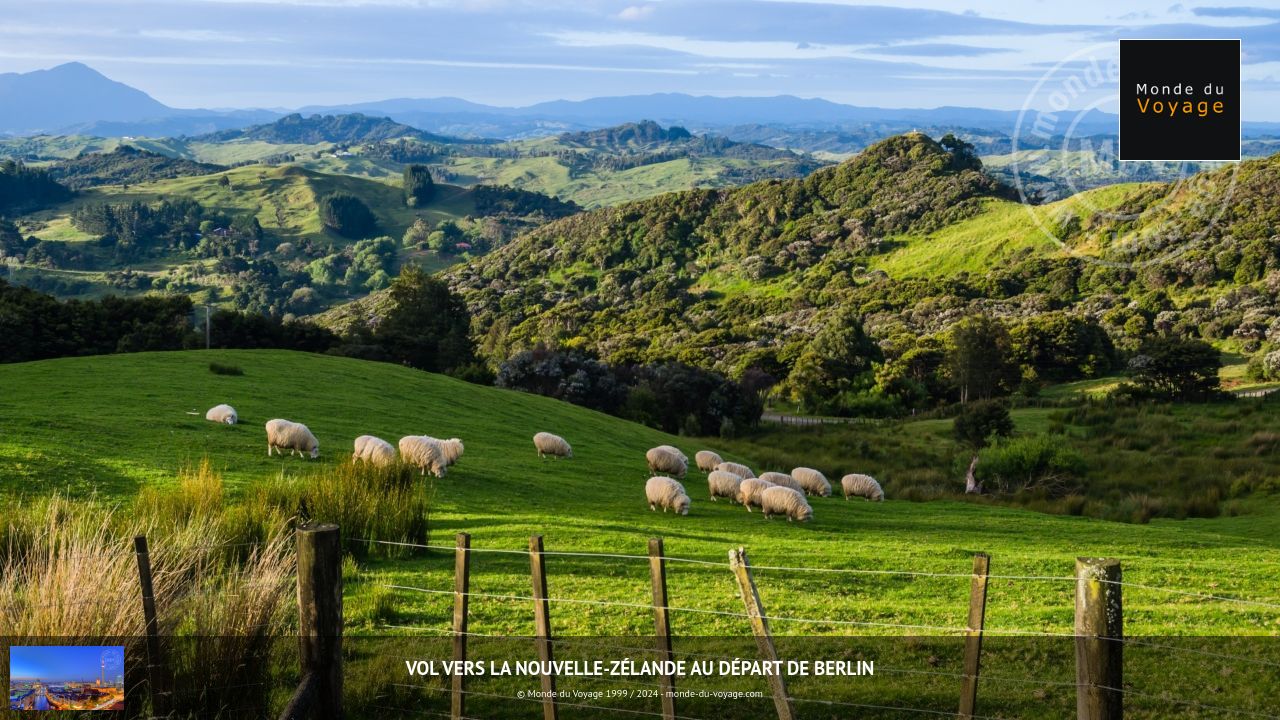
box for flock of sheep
[203,407,882,524]
[641,446,883,523]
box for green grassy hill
[1,349,1277,642]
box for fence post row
[133,535,169,717]
[958,552,990,719]
[529,535,559,720]
[1074,558,1123,720]
[648,538,678,720]
[287,523,343,720]
[452,533,471,720]
[729,547,796,720]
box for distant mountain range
[4,62,1280,144]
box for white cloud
[618,5,653,21]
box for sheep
[399,435,449,477]
[695,450,723,473]
[760,486,813,522]
[645,476,691,515]
[841,473,884,502]
[791,467,832,497]
[533,432,573,459]
[646,446,688,478]
[205,404,238,425]
[439,438,465,466]
[265,419,319,459]
[759,471,804,493]
[737,477,776,512]
[716,461,756,479]
[707,470,743,503]
[353,435,396,467]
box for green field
[1,349,1277,644]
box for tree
[944,314,1020,403]
[953,399,1014,493]
[1127,336,1221,401]
[403,164,434,207]
[787,307,881,412]
[318,192,377,239]
[373,265,476,372]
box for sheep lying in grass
[647,446,688,478]
[759,471,804,493]
[716,461,755,479]
[439,438,465,466]
[533,432,573,459]
[791,467,832,497]
[695,450,723,473]
[645,476,691,515]
[353,435,396,467]
[841,474,884,502]
[399,435,449,477]
[707,470,743,503]
[206,404,238,425]
[737,477,776,512]
[760,486,813,522]
[266,419,319,459]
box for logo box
[1119,39,1241,161]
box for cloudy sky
[1,0,1279,117]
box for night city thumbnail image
[9,646,124,710]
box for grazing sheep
[716,461,756,479]
[439,438,465,466]
[205,404,238,425]
[533,432,573,459]
[707,470,743,503]
[695,450,723,473]
[760,486,814,522]
[646,446,688,478]
[737,477,776,512]
[759,471,804,493]
[841,474,884,502]
[265,419,319,459]
[791,467,832,497]
[399,435,449,477]
[645,476,691,515]
[353,435,396,467]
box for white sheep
[399,435,449,477]
[737,477,776,512]
[716,461,755,479]
[646,446,688,478]
[841,473,884,502]
[205,404,238,425]
[695,450,723,473]
[707,470,743,503]
[265,419,319,459]
[791,467,832,497]
[760,486,813,522]
[533,432,573,459]
[759,471,804,493]
[656,445,689,463]
[645,476,691,515]
[439,438,465,466]
[353,435,396,467]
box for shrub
[318,191,378,239]
[971,435,1087,496]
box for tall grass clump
[252,460,430,558]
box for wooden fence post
[452,533,471,720]
[1075,558,1122,720]
[728,547,795,720]
[133,535,168,717]
[958,552,990,719]
[296,523,343,720]
[648,538,677,720]
[529,535,558,720]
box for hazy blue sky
[1,1,1278,117]
[9,646,123,683]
